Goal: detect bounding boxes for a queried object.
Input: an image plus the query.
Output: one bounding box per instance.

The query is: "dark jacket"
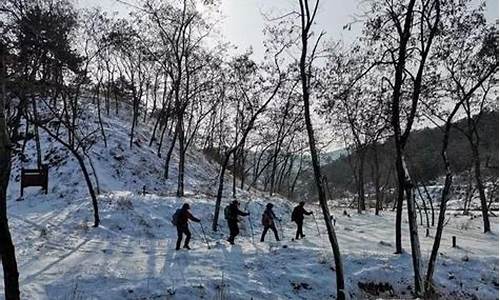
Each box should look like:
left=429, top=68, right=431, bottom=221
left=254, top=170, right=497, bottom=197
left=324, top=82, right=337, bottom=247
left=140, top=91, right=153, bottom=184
left=227, top=203, right=249, bottom=221
left=262, top=207, right=277, bottom=226
left=292, top=205, right=312, bottom=222
left=177, top=208, right=200, bottom=226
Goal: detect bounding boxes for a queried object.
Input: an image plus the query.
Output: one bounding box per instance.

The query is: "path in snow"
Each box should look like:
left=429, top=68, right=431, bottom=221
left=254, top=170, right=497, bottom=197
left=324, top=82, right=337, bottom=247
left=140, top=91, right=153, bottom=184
left=2, top=191, right=498, bottom=299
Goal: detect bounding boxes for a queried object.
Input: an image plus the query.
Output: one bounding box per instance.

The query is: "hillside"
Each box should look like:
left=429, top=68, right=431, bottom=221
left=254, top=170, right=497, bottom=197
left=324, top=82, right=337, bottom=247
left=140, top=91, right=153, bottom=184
left=297, top=111, right=499, bottom=202
left=1, top=103, right=498, bottom=299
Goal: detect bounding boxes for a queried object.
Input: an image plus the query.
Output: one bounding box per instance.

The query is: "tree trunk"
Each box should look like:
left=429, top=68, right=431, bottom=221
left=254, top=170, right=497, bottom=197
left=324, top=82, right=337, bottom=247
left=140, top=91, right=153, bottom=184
left=0, top=42, right=20, bottom=300
left=164, top=122, right=179, bottom=180
left=31, top=96, right=42, bottom=168
left=129, top=91, right=138, bottom=149
left=149, top=79, right=170, bottom=147
left=357, top=148, right=366, bottom=212
left=415, top=195, right=423, bottom=226
left=415, top=183, right=430, bottom=229
left=212, top=152, right=231, bottom=231
left=95, top=76, right=107, bottom=147
left=298, top=1, right=345, bottom=296
left=401, top=157, right=423, bottom=295
left=471, top=143, right=490, bottom=232
left=176, top=116, right=185, bottom=197
left=424, top=102, right=461, bottom=297
left=372, top=144, right=382, bottom=215
left=463, top=169, right=473, bottom=215
left=74, top=152, right=100, bottom=227
left=395, top=180, right=404, bottom=253
left=232, top=150, right=237, bottom=198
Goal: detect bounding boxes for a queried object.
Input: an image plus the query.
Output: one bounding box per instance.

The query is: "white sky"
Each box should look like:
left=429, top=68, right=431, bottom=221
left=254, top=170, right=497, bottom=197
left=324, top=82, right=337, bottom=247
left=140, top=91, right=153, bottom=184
left=76, top=0, right=499, bottom=61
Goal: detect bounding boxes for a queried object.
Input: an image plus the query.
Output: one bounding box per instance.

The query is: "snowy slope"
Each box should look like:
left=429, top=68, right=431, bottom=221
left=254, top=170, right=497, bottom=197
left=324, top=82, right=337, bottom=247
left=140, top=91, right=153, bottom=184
left=4, top=192, right=498, bottom=299
left=7, top=101, right=221, bottom=199
left=2, top=103, right=498, bottom=299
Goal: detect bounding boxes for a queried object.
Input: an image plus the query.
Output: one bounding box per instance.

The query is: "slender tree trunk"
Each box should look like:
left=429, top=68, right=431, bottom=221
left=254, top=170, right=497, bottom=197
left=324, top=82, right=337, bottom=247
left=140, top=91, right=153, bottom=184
left=424, top=102, right=461, bottom=297
left=395, top=178, right=404, bottom=253
left=471, top=143, right=490, bottom=232
left=212, top=152, right=231, bottom=231
left=240, top=149, right=247, bottom=190
left=415, top=195, right=423, bottom=226
left=232, top=150, right=237, bottom=198
left=150, top=80, right=170, bottom=147
left=74, top=152, right=100, bottom=227
left=31, top=97, right=42, bottom=168
left=95, top=76, right=107, bottom=147
left=421, top=183, right=435, bottom=227
left=0, top=42, right=20, bottom=300
left=129, top=92, right=138, bottom=149
left=415, top=183, right=430, bottom=229
left=164, top=123, right=179, bottom=180
left=157, top=96, right=172, bottom=157
left=373, top=145, right=382, bottom=215
left=463, top=169, right=473, bottom=215
left=289, top=154, right=303, bottom=198
left=357, top=148, right=366, bottom=212
left=105, top=62, right=111, bottom=116
left=401, top=157, right=423, bottom=295
left=176, top=116, right=185, bottom=197
left=37, top=122, right=100, bottom=227
left=298, top=1, right=345, bottom=296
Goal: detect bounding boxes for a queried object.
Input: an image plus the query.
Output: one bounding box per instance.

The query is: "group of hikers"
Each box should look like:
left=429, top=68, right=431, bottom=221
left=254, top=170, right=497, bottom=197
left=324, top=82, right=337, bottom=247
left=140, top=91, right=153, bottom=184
left=172, top=200, right=313, bottom=250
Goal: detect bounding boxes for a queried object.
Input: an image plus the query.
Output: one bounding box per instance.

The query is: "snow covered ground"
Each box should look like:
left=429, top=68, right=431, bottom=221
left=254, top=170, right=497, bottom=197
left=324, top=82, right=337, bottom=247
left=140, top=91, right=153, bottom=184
left=2, top=104, right=498, bottom=299
left=3, top=192, right=498, bottom=299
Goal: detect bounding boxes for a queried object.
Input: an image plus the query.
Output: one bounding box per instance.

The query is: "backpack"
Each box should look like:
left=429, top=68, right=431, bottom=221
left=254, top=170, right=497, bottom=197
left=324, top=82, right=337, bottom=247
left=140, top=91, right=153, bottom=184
left=291, top=207, right=299, bottom=222
left=262, top=212, right=272, bottom=226
left=224, top=205, right=232, bottom=220
left=171, top=209, right=182, bottom=226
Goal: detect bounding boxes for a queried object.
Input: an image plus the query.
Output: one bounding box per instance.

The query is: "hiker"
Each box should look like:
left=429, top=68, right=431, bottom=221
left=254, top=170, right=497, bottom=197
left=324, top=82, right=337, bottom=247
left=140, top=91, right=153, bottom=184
left=224, top=200, right=250, bottom=245
left=291, top=201, right=313, bottom=240
left=173, top=203, right=200, bottom=250
left=260, top=203, right=280, bottom=242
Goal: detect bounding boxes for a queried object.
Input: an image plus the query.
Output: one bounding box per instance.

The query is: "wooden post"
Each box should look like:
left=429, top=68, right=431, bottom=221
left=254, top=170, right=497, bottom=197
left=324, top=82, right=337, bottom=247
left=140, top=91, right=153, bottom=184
left=452, top=236, right=456, bottom=248
left=426, top=228, right=429, bottom=237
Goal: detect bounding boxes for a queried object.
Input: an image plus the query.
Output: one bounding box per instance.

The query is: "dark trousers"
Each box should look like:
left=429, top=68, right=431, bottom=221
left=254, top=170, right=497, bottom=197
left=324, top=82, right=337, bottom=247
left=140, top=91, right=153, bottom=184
left=260, top=224, right=279, bottom=242
left=227, top=220, right=239, bottom=244
left=295, top=220, right=304, bottom=239
left=176, top=224, right=191, bottom=249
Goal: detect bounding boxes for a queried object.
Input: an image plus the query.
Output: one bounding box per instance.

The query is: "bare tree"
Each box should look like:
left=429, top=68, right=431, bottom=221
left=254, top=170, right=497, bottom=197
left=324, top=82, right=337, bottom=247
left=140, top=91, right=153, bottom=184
left=361, top=0, right=441, bottom=295
left=211, top=53, right=284, bottom=231
left=297, top=0, right=345, bottom=298
left=0, top=34, right=20, bottom=300
left=424, top=2, right=498, bottom=296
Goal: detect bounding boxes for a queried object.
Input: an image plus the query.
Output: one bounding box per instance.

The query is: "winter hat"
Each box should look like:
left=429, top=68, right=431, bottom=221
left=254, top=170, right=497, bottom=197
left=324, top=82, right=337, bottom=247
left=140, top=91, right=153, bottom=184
left=182, top=203, right=190, bottom=210
left=266, top=203, right=273, bottom=208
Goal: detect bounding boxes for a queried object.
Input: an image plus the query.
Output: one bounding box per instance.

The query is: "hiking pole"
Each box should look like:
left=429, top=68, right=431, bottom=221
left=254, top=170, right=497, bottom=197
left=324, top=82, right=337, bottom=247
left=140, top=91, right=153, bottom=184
left=199, top=221, right=211, bottom=249
left=312, top=213, right=322, bottom=238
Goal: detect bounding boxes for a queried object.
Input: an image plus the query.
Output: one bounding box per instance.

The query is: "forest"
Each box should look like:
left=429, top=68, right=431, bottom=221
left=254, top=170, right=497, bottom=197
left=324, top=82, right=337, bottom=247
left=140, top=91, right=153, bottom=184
left=0, top=0, right=498, bottom=299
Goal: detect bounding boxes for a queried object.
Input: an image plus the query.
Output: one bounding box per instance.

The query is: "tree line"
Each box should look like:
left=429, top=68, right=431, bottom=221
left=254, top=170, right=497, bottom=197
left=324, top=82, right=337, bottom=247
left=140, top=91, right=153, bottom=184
left=0, top=0, right=498, bottom=299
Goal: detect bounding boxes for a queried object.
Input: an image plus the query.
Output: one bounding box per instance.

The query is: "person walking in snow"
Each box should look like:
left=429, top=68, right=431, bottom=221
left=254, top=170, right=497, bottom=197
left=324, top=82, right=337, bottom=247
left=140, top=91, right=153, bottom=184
left=224, top=200, right=250, bottom=245
left=260, top=203, right=280, bottom=242
left=173, top=203, right=200, bottom=250
left=291, top=201, right=313, bottom=240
